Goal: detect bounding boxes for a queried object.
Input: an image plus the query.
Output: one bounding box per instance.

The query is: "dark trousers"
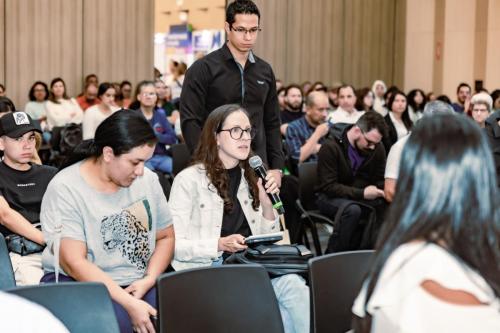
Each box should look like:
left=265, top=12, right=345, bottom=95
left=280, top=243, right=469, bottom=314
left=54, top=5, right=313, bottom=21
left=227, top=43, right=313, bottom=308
left=280, top=175, right=302, bottom=244
left=41, top=272, right=157, bottom=333
left=316, top=194, right=386, bottom=253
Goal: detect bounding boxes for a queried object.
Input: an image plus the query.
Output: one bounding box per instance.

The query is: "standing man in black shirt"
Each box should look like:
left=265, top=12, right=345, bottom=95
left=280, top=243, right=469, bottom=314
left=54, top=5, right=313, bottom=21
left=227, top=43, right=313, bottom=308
left=0, top=112, right=57, bottom=285
left=180, top=0, right=284, bottom=184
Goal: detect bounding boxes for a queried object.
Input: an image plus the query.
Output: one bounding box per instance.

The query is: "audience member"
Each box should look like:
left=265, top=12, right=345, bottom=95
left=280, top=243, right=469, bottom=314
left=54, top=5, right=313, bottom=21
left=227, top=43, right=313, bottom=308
left=353, top=113, right=500, bottom=332
left=276, top=78, right=284, bottom=91
left=180, top=0, right=284, bottom=185
left=306, top=81, right=327, bottom=96
left=316, top=112, right=388, bottom=253
left=82, top=82, right=119, bottom=139
left=355, top=88, right=375, bottom=113
left=84, top=73, right=99, bottom=87
left=0, top=84, right=5, bottom=97
left=490, top=89, right=500, bottom=113
left=277, top=87, right=286, bottom=112
left=0, top=291, right=69, bottom=332
left=280, top=84, right=303, bottom=135
left=136, top=81, right=177, bottom=174
left=46, top=78, right=83, bottom=130
left=329, top=85, right=364, bottom=124
left=426, top=91, right=436, bottom=102
left=301, top=81, right=312, bottom=95
left=24, top=81, right=49, bottom=128
left=328, top=85, right=340, bottom=110
left=383, top=90, right=412, bottom=152
left=170, top=62, right=186, bottom=100
left=470, top=92, right=493, bottom=128
left=170, top=104, right=309, bottom=333
left=155, top=79, right=177, bottom=125
left=119, top=80, right=132, bottom=108
left=436, top=94, right=452, bottom=105
left=383, top=101, right=454, bottom=202
left=0, top=112, right=57, bottom=285
left=452, top=82, right=472, bottom=113
left=371, top=80, right=387, bottom=115
left=286, top=91, right=330, bottom=170
left=76, top=83, right=99, bottom=111
left=0, top=96, right=16, bottom=114
left=40, top=110, right=175, bottom=333
left=407, top=88, right=427, bottom=123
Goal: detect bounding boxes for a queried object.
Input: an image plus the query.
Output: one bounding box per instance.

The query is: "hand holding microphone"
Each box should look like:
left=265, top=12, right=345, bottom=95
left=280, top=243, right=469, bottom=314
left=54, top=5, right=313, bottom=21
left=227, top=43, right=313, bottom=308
left=249, top=156, right=285, bottom=215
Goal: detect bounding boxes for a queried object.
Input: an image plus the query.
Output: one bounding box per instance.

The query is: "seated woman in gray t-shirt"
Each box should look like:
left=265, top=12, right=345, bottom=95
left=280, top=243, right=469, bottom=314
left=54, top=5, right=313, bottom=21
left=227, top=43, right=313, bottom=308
left=40, top=110, right=175, bottom=333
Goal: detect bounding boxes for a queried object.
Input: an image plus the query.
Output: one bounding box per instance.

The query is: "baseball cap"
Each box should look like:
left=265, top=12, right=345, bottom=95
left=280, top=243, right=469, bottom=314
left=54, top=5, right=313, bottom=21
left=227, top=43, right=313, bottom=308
left=0, top=112, right=42, bottom=138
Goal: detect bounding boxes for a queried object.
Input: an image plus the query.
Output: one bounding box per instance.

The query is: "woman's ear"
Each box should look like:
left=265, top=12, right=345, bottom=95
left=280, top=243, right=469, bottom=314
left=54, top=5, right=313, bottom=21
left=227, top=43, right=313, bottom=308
left=102, top=146, right=114, bottom=162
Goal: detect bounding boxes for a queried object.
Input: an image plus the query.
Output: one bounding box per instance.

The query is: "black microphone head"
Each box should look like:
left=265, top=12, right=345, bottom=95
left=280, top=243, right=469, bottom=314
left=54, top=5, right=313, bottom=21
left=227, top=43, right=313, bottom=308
left=249, top=156, right=263, bottom=169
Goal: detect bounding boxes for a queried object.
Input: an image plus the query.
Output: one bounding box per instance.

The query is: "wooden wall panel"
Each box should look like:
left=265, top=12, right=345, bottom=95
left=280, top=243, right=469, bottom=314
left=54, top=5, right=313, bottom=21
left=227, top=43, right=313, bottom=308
left=252, top=0, right=403, bottom=89
left=5, top=0, right=83, bottom=108
left=0, top=0, right=4, bottom=86
left=83, top=0, right=154, bottom=87
left=2, top=0, right=154, bottom=108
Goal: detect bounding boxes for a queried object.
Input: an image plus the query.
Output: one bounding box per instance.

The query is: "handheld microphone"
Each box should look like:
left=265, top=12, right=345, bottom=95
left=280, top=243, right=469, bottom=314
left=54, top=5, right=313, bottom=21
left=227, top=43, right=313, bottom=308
left=248, top=156, right=285, bottom=215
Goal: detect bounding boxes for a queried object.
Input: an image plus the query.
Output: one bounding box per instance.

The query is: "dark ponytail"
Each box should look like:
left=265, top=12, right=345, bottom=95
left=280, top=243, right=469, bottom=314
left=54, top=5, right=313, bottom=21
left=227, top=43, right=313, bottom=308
left=60, top=109, right=157, bottom=170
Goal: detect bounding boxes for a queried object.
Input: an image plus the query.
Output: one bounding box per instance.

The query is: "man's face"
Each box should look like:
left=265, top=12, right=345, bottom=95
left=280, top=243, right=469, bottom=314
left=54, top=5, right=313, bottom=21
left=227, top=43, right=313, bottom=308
left=354, top=127, right=382, bottom=154
left=457, top=86, right=471, bottom=104
left=306, top=94, right=329, bottom=126
left=138, top=85, right=157, bottom=108
left=225, top=14, right=260, bottom=54
left=85, top=85, right=98, bottom=101
left=285, top=88, right=303, bottom=111
left=338, top=86, right=356, bottom=112
left=0, top=131, right=36, bottom=167
left=105, top=144, right=155, bottom=188
left=472, top=103, right=489, bottom=125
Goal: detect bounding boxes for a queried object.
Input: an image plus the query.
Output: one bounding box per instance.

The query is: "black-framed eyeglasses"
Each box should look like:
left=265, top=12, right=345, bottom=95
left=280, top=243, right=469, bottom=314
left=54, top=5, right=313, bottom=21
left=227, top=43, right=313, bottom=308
left=218, top=126, right=256, bottom=140
left=230, top=25, right=262, bottom=35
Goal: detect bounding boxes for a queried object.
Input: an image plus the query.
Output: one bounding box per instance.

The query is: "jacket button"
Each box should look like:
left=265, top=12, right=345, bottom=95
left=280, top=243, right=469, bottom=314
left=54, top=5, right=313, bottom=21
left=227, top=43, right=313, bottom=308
left=244, top=200, right=248, bottom=205
left=251, top=219, right=255, bottom=224
left=200, top=204, right=204, bottom=208
left=271, top=226, right=275, bottom=230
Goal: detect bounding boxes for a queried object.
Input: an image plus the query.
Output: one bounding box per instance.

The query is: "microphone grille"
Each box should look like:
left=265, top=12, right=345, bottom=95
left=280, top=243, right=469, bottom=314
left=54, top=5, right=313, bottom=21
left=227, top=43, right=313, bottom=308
left=248, top=155, right=263, bottom=169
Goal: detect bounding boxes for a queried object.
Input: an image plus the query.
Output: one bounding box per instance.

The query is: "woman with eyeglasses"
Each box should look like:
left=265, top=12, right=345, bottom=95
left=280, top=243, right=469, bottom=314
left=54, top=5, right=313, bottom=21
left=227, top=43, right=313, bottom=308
left=169, top=104, right=309, bottom=333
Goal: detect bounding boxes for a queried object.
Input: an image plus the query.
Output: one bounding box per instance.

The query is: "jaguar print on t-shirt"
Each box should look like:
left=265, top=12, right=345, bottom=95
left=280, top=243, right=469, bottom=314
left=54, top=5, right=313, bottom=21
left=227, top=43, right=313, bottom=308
left=100, top=199, right=153, bottom=270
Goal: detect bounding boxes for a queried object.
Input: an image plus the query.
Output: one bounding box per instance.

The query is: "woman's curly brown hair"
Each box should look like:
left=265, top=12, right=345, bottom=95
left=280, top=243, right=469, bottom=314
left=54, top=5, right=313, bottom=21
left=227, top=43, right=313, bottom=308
left=191, top=104, right=260, bottom=213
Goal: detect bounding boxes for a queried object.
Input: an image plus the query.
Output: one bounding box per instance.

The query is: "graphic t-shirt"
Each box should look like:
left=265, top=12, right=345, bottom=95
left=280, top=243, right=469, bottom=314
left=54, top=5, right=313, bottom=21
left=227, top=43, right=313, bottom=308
left=41, top=161, right=172, bottom=286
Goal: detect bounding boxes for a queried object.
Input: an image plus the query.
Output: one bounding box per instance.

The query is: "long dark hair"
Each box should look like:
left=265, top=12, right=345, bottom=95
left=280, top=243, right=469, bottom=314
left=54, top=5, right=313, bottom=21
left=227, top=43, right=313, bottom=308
left=28, top=81, right=49, bottom=102
left=192, top=104, right=260, bottom=213
left=48, top=77, right=69, bottom=103
left=60, top=109, right=157, bottom=169
left=355, top=113, right=500, bottom=331
left=388, top=90, right=413, bottom=130
left=407, top=88, right=427, bottom=113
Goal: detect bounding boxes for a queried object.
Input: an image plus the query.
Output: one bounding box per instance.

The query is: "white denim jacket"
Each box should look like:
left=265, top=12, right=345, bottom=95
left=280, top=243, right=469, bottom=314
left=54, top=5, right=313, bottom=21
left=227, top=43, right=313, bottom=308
left=170, top=164, right=279, bottom=271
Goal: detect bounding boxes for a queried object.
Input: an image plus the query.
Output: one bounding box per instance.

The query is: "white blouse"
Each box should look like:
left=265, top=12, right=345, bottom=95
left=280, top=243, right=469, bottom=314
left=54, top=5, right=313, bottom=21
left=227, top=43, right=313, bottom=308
left=389, top=111, right=409, bottom=140
left=46, top=98, right=83, bottom=130
left=352, top=242, right=500, bottom=332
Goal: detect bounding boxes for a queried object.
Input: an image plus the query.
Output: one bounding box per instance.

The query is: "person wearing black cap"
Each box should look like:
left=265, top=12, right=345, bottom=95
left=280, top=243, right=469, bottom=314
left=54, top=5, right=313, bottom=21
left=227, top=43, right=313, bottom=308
left=0, top=111, right=57, bottom=285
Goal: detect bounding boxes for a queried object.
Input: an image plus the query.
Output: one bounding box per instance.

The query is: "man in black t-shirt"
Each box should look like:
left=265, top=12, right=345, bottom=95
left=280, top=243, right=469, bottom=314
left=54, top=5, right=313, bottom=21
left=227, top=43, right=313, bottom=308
left=0, top=112, right=57, bottom=285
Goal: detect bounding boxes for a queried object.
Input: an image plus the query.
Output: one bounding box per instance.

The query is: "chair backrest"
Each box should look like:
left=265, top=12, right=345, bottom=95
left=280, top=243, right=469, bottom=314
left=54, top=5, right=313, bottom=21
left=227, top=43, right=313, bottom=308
left=298, top=162, right=319, bottom=210
left=309, top=250, right=375, bottom=333
left=171, top=143, right=191, bottom=176
left=0, top=234, right=15, bottom=289
left=7, top=282, right=120, bottom=333
left=157, top=264, right=284, bottom=333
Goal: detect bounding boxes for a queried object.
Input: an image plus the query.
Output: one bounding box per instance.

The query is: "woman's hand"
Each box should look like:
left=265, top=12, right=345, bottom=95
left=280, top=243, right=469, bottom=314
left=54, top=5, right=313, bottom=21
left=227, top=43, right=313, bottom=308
left=218, top=234, right=247, bottom=253
left=257, top=174, right=279, bottom=208
left=124, top=298, right=157, bottom=333
left=124, top=275, right=155, bottom=300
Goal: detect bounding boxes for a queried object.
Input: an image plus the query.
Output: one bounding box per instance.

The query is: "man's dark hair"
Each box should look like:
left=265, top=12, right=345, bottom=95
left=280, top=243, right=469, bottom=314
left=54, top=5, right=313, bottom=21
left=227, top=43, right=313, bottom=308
left=456, top=82, right=471, bottom=94
left=226, top=0, right=260, bottom=26
left=356, top=111, right=388, bottom=138
left=285, top=84, right=302, bottom=97
left=337, top=84, right=356, bottom=96
left=120, top=80, right=132, bottom=89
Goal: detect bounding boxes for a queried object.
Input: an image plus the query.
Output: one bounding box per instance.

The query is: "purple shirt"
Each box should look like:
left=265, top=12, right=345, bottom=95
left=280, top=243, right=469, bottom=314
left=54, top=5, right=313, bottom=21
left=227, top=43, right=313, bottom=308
left=348, top=144, right=365, bottom=174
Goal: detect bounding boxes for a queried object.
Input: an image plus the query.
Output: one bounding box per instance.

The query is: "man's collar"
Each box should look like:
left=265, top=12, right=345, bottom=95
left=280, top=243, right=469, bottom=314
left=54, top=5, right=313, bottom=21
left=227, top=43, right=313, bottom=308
left=222, top=43, right=255, bottom=64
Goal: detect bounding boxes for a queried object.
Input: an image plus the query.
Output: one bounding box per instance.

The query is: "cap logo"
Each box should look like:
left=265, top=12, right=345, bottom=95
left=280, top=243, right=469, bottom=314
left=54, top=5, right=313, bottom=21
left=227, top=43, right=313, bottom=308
left=14, top=112, right=30, bottom=125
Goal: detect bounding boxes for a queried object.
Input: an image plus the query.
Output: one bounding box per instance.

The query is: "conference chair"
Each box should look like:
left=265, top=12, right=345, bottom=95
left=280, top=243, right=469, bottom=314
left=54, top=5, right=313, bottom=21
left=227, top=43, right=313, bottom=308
left=156, top=264, right=284, bottom=333
left=0, top=234, right=15, bottom=289
left=171, top=143, right=191, bottom=176
left=296, top=162, right=335, bottom=255
left=309, top=250, right=375, bottom=333
left=8, top=282, right=120, bottom=333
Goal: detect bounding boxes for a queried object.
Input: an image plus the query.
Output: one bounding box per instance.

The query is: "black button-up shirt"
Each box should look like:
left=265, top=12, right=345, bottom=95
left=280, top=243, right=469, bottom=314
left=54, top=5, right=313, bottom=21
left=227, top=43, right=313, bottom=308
left=180, top=43, right=284, bottom=169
